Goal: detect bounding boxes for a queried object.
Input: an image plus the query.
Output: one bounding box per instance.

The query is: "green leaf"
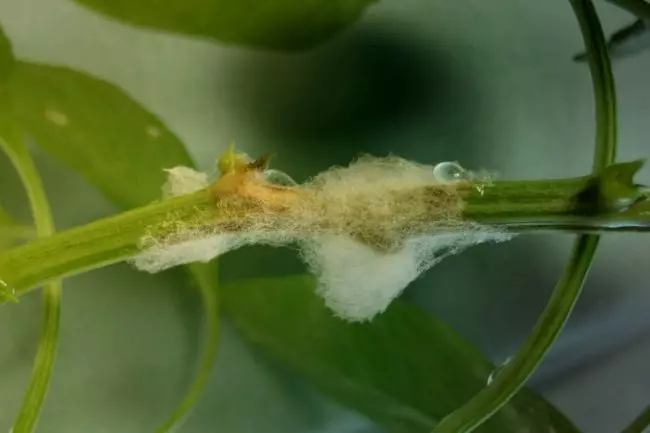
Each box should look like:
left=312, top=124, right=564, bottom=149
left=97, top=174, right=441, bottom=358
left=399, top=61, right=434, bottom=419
left=221, top=275, right=581, bottom=433
left=0, top=24, right=15, bottom=84
left=5, top=62, right=193, bottom=209
left=1, top=58, right=219, bottom=432
left=74, top=0, right=377, bottom=51
left=574, top=19, right=650, bottom=62
left=1, top=103, right=61, bottom=433
left=606, top=0, right=650, bottom=21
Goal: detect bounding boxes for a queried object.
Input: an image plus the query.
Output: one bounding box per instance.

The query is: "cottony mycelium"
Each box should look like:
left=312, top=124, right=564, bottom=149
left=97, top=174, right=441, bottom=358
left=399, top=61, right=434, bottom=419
left=130, top=145, right=514, bottom=322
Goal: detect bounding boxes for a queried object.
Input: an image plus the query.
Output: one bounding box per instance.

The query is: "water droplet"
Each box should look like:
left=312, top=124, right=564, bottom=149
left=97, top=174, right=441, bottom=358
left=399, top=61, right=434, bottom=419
left=264, top=169, right=297, bottom=186
left=487, top=357, right=511, bottom=385
left=433, top=162, right=468, bottom=183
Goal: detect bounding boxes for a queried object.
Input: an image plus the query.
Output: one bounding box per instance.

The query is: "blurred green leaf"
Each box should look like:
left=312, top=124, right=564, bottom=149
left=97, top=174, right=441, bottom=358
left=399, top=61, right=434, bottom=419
left=1, top=56, right=219, bottom=431
left=606, top=0, right=650, bottom=21
left=574, top=19, right=650, bottom=63
left=0, top=24, right=15, bottom=84
left=5, top=62, right=193, bottom=209
left=74, top=0, right=377, bottom=50
left=221, top=275, right=581, bottom=433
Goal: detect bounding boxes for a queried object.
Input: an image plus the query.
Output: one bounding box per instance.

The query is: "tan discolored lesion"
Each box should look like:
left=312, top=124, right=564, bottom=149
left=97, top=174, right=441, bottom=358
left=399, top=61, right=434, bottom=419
left=212, top=144, right=306, bottom=212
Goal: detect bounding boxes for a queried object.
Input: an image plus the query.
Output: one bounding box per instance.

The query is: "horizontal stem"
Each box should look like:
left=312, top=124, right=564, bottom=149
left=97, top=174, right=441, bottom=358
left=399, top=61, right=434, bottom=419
left=0, top=175, right=648, bottom=303
left=0, top=191, right=215, bottom=302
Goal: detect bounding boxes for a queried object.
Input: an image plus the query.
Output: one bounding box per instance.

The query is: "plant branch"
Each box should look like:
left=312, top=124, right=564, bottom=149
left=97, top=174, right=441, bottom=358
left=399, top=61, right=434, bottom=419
left=432, top=1, right=618, bottom=431
left=432, top=236, right=600, bottom=433
left=0, top=190, right=214, bottom=302
left=0, top=166, right=648, bottom=305
left=155, top=262, right=220, bottom=433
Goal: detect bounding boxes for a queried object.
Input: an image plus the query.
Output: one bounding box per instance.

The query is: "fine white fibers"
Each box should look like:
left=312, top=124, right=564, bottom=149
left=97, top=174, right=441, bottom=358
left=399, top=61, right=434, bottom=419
left=302, top=235, right=423, bottom=322
left=302, top=228, right=513, bottom=322
left=161, top=166, right=209, bottom=198
left=133, top=232, right=240, bottom=273
left=130, top=155, right=515, bottom=321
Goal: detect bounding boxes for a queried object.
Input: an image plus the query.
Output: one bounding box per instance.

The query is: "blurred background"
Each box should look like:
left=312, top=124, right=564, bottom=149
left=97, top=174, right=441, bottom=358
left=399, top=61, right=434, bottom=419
left=0, top=0, right=649, bottom=432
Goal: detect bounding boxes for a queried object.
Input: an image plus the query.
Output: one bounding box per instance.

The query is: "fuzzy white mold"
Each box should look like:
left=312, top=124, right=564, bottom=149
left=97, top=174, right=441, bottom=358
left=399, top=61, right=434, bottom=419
left=131, top=155, right=514, bottom=321
left=161, top=166, right=209, bottom=199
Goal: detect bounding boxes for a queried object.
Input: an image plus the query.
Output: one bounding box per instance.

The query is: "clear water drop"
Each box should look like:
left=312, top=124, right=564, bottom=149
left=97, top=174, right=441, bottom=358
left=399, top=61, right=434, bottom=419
left=264, top=169, right=298, bottom=187
left=487, top=357, right=511, bottom=385
left=433, top=162, right=468, bottom=183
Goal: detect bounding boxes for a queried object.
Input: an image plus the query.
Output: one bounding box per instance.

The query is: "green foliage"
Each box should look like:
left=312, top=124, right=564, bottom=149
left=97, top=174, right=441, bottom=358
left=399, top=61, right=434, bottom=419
left=575, top=19, right=650, bottom=62
left=74, top=0, right=377, bottom=50
left=0, top=33, right=219, bottom=432
left=433, top=1, right=619, bottom=430
left=0, top=2, right=647, bottom=432
left=0, top=38, right=583, bottom=430
left=221, top=275, right=580, bottom=433
left=4, top=62, right=193, bottom=209
left=606, top=0, right=650, bottom=21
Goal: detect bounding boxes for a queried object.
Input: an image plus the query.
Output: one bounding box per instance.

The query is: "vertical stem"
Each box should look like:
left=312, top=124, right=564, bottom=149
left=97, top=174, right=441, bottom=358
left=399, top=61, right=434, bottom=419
left=432, top=1, right=617, bottom=431
left=1, top=134, right=62, bottom=433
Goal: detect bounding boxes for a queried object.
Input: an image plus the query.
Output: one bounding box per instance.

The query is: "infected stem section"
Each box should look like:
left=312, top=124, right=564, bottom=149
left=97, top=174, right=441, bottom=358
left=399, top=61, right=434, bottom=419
left=132, top=154, right=513, bottom=321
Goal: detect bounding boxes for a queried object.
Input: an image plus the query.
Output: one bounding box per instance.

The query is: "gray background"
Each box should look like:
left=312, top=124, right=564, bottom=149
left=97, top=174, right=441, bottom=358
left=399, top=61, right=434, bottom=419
left=0, top=0, right=649, bottom=431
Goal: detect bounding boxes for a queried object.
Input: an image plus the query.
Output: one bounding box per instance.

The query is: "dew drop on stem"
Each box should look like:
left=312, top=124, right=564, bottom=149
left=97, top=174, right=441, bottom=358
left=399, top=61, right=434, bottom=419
left=433, top=162, right=468, bottom=183
left=487, top=357, right=512, bottom=385
left=264, top=169, right=298, bottom=186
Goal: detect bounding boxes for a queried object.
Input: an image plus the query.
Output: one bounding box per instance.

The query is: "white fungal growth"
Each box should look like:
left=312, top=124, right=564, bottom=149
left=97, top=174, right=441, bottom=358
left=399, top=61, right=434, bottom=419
left=161, top=166, right=209, bottom=199
left=302, top=235, right=427, bottom=321
left=302, top=228, right=511, bottom=321
left=130, top=155, right=515, bottom=322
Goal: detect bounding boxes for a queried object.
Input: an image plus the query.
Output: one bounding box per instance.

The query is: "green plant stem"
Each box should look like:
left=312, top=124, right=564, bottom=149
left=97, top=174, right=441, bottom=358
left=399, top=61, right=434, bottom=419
left=0, top=190, right=214, bottom=301
left=0, top=171, right=647, bottom=305
left=606, top=0, right=650, bottom=20
left=1, top=135, right=61, bottom=433
left=432, top=1, right=617, bottom=432
left=155, top=262, right=220, bottom=433
left=621, top=406, right=650, bottom=433
left=432, top=236, right=600, bottom=433
left=582, top=12, right=618, bottom=170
